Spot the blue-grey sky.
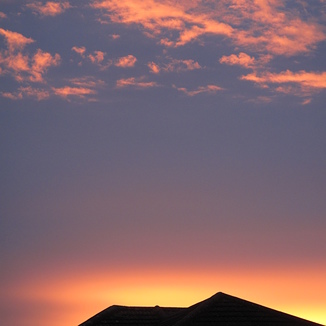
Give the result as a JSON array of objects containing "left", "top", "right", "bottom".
[{"left": 1, "top": 1, "right": 326, "bottom": 326}]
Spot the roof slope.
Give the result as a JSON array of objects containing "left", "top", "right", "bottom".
[
  {"left": 162, "top": 292, "right": 323, "bottom": 326},
  {"left": 79, "top": 305, "right": 185, "bottom": 326},
  {"left": 79, "top": 292, "right": 324, "bottom": 326}
]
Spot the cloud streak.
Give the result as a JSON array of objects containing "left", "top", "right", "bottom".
[
  {"left": 220, "top": 52, "right": 256, "bottom": 69},
  {"left": 91, "top": 0, "right": 233, "bottom": 47},
  {"left": 91, "top": 0, "right": 325, "bottom": 56},
  {"left": 115, "top": 55, "right": 137, "bottom": 68},
  {"left": 52, "top": 86, "right": 97, "bottom": 99},
  {"left": 116, "top": 76, "right": 158, "bottom": 88},
  {"left": 174, "top": 84, "right": 224, "bottom": 96},
  {"left": 241, "top": 70, "right": 326, "bottom": 90},
  {"left": 26, "top": 1, "right": 71, "bottom": 16},
  {"left": 2, "top": 86, "right": 50, "bottom": 101},
  {"left": 0, "top": 28, "right": 34, "bottom": 52},
  {"left": 0, "top": 29, "right": 61, "bottom": 83},
  {"left": 152, "top": 58, "right": 202, "bottom": 73}
]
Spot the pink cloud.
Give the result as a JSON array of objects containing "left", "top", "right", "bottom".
[
  {"left": 0, "top": 48, "right": 60, "bottom": 83},
  {"left": 30, "top": 49, "right": 61, "bottom": 82},
  {"left": 116, "top": 76, "right": 158, "bottom": 88},
  {"left": 148, "top": 58, "right": 201, "bottom": 74},
  {"left": 174, "top": 84, "right": 224, "bottom": 96},
  {"left": 69, "top": 76, "right": 106, "bottom": 88},
  {"left": 72, "top": 46, "right": 86, "bottom": 57},
  {"left": 91, "top": 0, "right": 233, "bottom": 47},
  {"left": 220, "top": 52, "right": 255, "bottom": 69},
  {"left": 148, "top": 62, "right": 160, "bottom": 74},
  {"left": 115, "top": 55, "right": 137, "bottom": 68},
  {"left": 0, "top": 28, "right": 34, "bottom": 52},
  {"left": 301, "top": 98, "right": 312, "bottom": 105},
  {"left": 91, "top": 0, "right": 325, "bottom": 56},
  {"left": 227, "top": 0, "right": 326, "bottom": 56},
  {"left": 0, "top": 12, "right": 7, "bottom": 19},
  {"left": 241, "top": 70, "right": 326, "bottom": 89},
  {"left": 1, "top": 52, "right": 30, "bottom": 82},
  {"left": 2, "top": 86, "right": 50, "bottom": 101},
  {"left": 164, "top": 59, "right": 201, "bottom": 72},
  {"left": 88, "top": 51, "right": 105, "bottom": 64},
  {"left": 52, "top": 86, "right": 97, "bottom": 99},
  {"left": 26, "top": 1, "right": 71, "bottom": 16},
  {"left": 1, "top": 91, "right": 23, "bottom": 100}
]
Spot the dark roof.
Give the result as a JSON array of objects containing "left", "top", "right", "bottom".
[
  {"left": 79, "top": 305, "right": 185, "bottom": 326},
  {"left": 79, "top": 292, "right": 324, "bottom": 326}
]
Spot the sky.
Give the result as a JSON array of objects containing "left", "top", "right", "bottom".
[{"left": 0, "top": 1, "right": 326, "bottom": 325}]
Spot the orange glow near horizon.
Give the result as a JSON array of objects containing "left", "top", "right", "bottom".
[{"left": 8, "top": 265, "right": 326, "bottom": 326}]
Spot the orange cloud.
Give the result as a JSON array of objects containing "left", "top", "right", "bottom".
[
  {"left": 0, "top": 49, "right": 60, "bottom": 83},
  {"left": 30, "top": 49, "right": 61, "bottom": 82},
  {"left": 227, "top": 0, "right": 325, "bottom": 56},
  {"left": 0, "top": 12, "right": 7, "bottom": 19},
  {"left": 52, "top": 86, "right": 97, "bottom": 99},
  {"left": 220, "top": 52, "right": 255, "bottom": 69},
  {"left": 165, "top": 59, "right": 201, "bottom": 72},
  {"left": 1, "top": 91, "right": 23, "bottom": 100},
  {"left": 91, "top": 0, "right": 233, "bottom": 47},
  {"left": 148, "top": 62, "right": 160, "bottom": 74},
  {"left": 2, "top": 86, "right": 50, "bottom": 101},
  {"left": 0, "top": 29, "right": 60, "bottom": 83},
  {"left": 241, "top": 70, "right": 326, "bottom": 89},
  {"left": 91, "top": 0, "right": 325, "bottom": 55},
  {"left": 0, "top": 28, "right": 34, "bottom": 52},
  {"left": 26, "top": 1, "right": 71, "bottom": 16},
  {"left": 1, "top": 52, "right": 30, "bottom": 82},
  {"left": 148, "top": 58, "right": 201, "bottom": 74},
  {"left": 69, "top": 76, "right": 106, "bottom": 88},
  {"left": 116, "top": 76, "right": 158, "bottom": 88},
  {"left": 88, "top": 51, "right": 105, "bottom": 64},
  {"left": 174, "top": 84, "right": 224, "bottom": 96},
  {"left": 115, "top": 55, "right": 137, "bottom": 68},
  {"left": 72, "top": 46, "right": 86, "bottom": 57}
]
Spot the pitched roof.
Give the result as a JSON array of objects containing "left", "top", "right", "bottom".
[
  {"left": 79, "top": 292, "right": 324, "bottom": 326},
  {"left": 161, "top": 292, "right": 324, "bottom": 326},
  {"left": 79, "top": 305, "right": 185, "bottom": 326}
]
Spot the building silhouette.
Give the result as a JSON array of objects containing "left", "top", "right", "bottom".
[{"left": 79, "top": 292, "right": 323, "bottom": 326}]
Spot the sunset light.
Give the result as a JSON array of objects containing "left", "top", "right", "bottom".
[{"left": 1, "top": 1, "right": 326, "bottom": 326}]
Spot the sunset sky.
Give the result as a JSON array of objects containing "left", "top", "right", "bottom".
[{"left": 1, "top": 1, "right": 326, "bottom": 326}]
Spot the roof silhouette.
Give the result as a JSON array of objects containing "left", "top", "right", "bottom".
[{"left": 79, "top": 292, "right": 324, "bottom": 326}]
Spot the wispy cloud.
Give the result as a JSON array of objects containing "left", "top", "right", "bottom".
[
  {"left": 241, "top": 70, "right": 326, "bottom": 90},
  {"left": 72, "top": 46, "right": 86, "bottom": 58},
  {"left": 91, "top": 0, "right": 325, "bottom": 56},
  {"left": 220, "top": 52, "right": 256, "bottom": 69},
  {"left": 52, "top": 86, "right": 97, "bottom": 99},
  {"left": 0, "top": 29, "right": 60, "bottom": 83},
  {"left": 116, "top": 76, "right": 158, "bottom": 88},
  {"left": 174, "top": 84, "right": 224, "bottom": 96},
  {"left": 148, "top": 62, "right": 160, "bottom": 74},
  {"left": 115, "top": 55, "right": 137, "bottom": 68},
  {"left": 88, "top": 51, "right": 105, "bottom": 64},
  {"left": 0, "top": 12, "right": 7, "bottom": 19},
  {"left": 2, "top": 86, "right": 50, "bottom": 101},
  {"left": 91, "top": 0, "right": 233, "bottom": 47},
  {"left": 71, "top": 46, "right": 109, "bottom": 68},
  {"left": 52, "top": 76, "right": 104, "bottom": 100},
  {"left": 69, "top": 76, "right": 105, "bottom": 88},
  {"left": 30, "top": 49, "right": 61, "bottom": 82},
  {"left": 227, "top": 0, "right": 326, "bottom": 56},
  {"left": 0, "top": 28, "right": 34, "bottom": 52},
  {"left": 26, "top": 1, "right": 71, "bottom": 16},
  {"left": 148, "top": 58, "right": 201, "bottom": 74}
]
